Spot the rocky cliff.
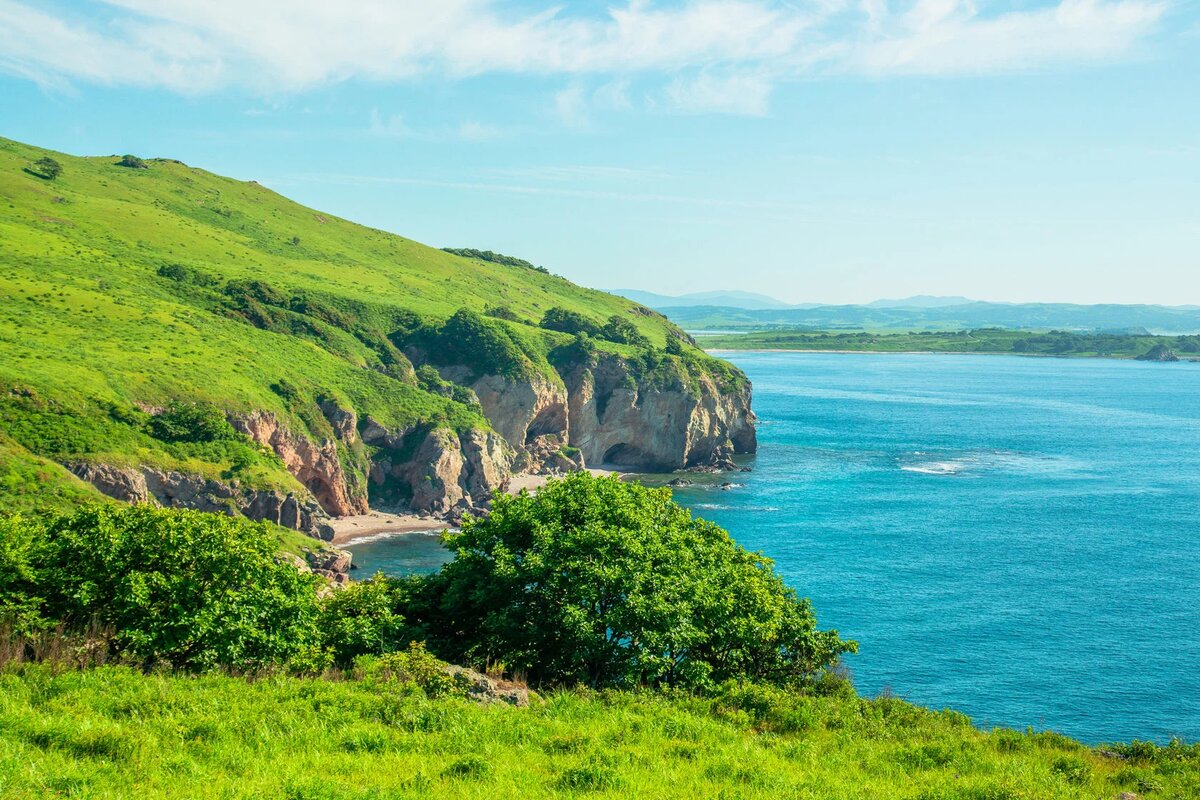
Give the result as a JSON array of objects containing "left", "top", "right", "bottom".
[
  {"left": 69, "top": 462, "right": 336, "bottom": 540},
  {"left": 66, "top": 346, "right": 754, "bottom": 537}
]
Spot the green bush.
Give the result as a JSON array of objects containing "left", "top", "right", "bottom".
[
  {"left": 356, "top": 642, "right": 464, "bottom": 699},
  {"left": 601, "top": 314, "right": 650, "bottom": 347},
  {"left": 540, "top": 307, "right": 601, "bottom": 337},
  {"left": 319, "top": 575, "right": 406, "bottom": 668},
  {"left": 406, "top": 473, "right": 854, "bottom": 690},
  {"left": 25, "top": 504, "right": 323, "bottom": 670},
  {"left": 0, "top": 515, "right": 46, "bottom": 636},
  {"left": 116, "top": 154, "right": 148, "bottom": 169},
  {"left": 146, "top": 401, "right": 238, "bottom": 443}
]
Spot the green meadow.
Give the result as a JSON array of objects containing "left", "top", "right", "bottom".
[{"left": 3, "top": 664, "right": 1198, "bottom": 800}]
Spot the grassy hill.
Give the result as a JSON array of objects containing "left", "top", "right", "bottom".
[{"left": 0, "top": 137, "right": 725, "bottom": 513}]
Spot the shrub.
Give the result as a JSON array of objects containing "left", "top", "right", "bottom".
[
  {"left": 1050, "top": 755, "right": 1091, "bottom": 785},
  {"left": 483, "top": 304, "right": 520, "bottom": 322},
  {"left": 146, "top": 401, "right": 238, "bottom": 443},
  {"left": 0, "top": 515, "right": 47, "bottom": 636},
  {"left": 319, "top": 575, "right": 406, "bottom": 668},
  {"left": 540, "top": 307, "right": 600, "bottom": 337},
  {"left": 421, "top": 308, "right": 533, "bottom": 379},
  {"left": 116, "top": 154, "right": 148, "bottom": 169},
  {"left": 405, "top": 473, "right": 854, "bottom": 690},
  {"left": 29, "top": 504, "right": 323, "bottom": 670},
  {"left": 601, "top": 315, "right": 650, "bottom": 347}
]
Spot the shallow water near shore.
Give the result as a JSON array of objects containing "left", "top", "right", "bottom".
[{"left": 350, "top": 352, "right": 1200, "bottom": 744}]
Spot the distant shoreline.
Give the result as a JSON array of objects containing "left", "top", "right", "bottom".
[{"left": 704, "top": 348, "right": 1199, "bottom": 362}]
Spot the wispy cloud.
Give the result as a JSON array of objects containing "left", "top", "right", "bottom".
[
  {"left": 0, "top": 1, "right": 1172, "bottom": 112},
  {"left": 663, "top": 72, "right": 773, "bottom": 116}
]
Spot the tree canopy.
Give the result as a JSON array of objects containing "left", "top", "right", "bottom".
[{"left": 406, "top": 472, "right": 854, "bottom": 690}]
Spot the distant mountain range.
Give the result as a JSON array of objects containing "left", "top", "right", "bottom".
[
  {"left": 610, "top": 289, "right": 801, "bottom": 310},
  {"left": 608, "top": 291, "right": 1200, "bottom": 334}
]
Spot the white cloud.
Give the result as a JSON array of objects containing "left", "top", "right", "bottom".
[
  {"left": 457, "top": 120, "right": 505, "bottom": 142},
  {"left": 663, "top": 72, "right": 773, "bottom": 116},
  {"left": 368, "top": 109, "right": 412, "bottom": 138},
  {"left": 851, "top": 0, "right": 1169, "bottom": 75},
  {"left": 0, "top": 0, "right": 1172, "bottom": 112}
]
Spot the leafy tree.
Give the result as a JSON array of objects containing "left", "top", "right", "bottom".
[
  {"left": 601, "top": 314, "right": 650, "bottom": 347},
  {"left": 407, "top": 473, "right": 854, "bottom": 690},
  {"left": 31, "top": 157, "right": 62, "bottom": 180},
  {"left": 434, "top": 308, "right": 531, "bottom": 378},
  {"left": 32, "top": 505, "right": 323, "bottom": 670},
  {"left": 117, "top": 154, "right": 148, "bottom": 169},
  {"left": 665, "top": 336, "right": 685, "bottom": 356},
  {"left": 540, "top": 307, "right": 601, "bottom": 337}
]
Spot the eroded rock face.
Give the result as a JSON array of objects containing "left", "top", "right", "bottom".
[
  {"left": 69, "top": 463, "right": 335, "bottom": 540},
  {"left": 470, "top": 373, "right": 569, "bottom": 455},
  {"left": 365, "top": 425, "right": 512, "bottom": 519},
  {"left": 231, "top": 410, "right": 367, "bottom": 517},
  {"left": 563, "top": 354, "right": 756, "bottom": 471}
]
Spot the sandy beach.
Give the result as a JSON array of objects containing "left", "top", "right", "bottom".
[{"left": 330, "top": 468, "right": 618, "bottom": 545}]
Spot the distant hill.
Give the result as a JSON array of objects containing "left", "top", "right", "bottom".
[
  {"left": 866, "top": 295, "right": 975, "bottom": 309},
  {"left": 610, "top": 289, "right": 797, "bottom": 310},
  {"left": 665, "top": 302, "right": 1200, "bottom": 334}
]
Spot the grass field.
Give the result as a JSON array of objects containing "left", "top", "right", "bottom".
[
  {"left": 1, "top": 664, "right": 1195, "bottom": 799},
  {"left": 701, "top": 328, "right": 1200, "bottom": 360}
]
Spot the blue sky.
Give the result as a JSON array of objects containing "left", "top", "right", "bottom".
[{"left": 1, "top": 1, "right": 1197, "bottom": 305}]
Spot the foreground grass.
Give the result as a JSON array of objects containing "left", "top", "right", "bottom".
[
  {"left": 0, "top": 666, "right": 1195, "bottom": 799},
  {"left": 703, "top": 329, "right": 1200, "bottom": 360}
]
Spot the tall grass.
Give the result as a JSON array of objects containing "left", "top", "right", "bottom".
[{"left": 0, "top": 661, "right": 1196, "bottom": 799}]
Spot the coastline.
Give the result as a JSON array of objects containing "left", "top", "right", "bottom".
[
  {"left": 704, "top": 347, "right": 1199, "bottom": 362},
  {"left": 331, "top": 467, "right": 619, "bottom": 546}
]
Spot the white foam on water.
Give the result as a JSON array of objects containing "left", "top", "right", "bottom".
[{"left": 342, "top": 528, "right": 453, "bottom": 547}]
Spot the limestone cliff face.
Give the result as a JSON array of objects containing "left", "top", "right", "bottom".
[
  {"left": 447, "top": 355, "right": 755, "bottom": 473},
  {"left": 363, "top": 423, "right": 512, "bottom": 519},
  {"left": 230, "top": 410, "right": 368, "bottom": 517},
  {"left": 561, "top": 354, "right": 756, "bottom": 471},
  {"left": 69, "top": 462, "right": 335, "bottom": 540}
]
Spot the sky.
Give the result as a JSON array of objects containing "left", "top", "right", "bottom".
[{"left": 1, "top": 1, "right": 1198, "bottom": 306}]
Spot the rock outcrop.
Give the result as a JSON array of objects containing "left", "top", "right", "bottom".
[
  {"left": 443, "top": 665, "right": 531, "bottom": 707},
  {"left": 231, "top": 409, "right": 367, "bottom": 516},
  {"left": 560, "top": 354, "right": 756, "bottom": 471},
  {"left": 363, "top": 424, "right": 512, "bottom": 520},
  {"left": 69, "top": 462, "right": 335, "bottom": 540}
]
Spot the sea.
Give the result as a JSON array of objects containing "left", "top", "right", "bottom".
[{"left": 346, "top": 352, "right": 1200, "bottom": 744}]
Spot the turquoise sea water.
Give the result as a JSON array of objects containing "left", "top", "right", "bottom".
[{"left": 347, "top": 352, "right": 1200, "bottom": 744}]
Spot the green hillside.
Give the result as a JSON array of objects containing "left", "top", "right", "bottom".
[{"left": 0, "top": 137, "right": 724, "bottom": 512}]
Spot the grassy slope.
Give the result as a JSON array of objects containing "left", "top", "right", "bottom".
[
  {"left": 2, "top": 666, "right": 1193, "bottom": 800},
  {"left": 0, "top": 137, "right": 698, "bottom": 503},
  {"left": 702, "top": 329, "right": 1200, "bottom": 359}
]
